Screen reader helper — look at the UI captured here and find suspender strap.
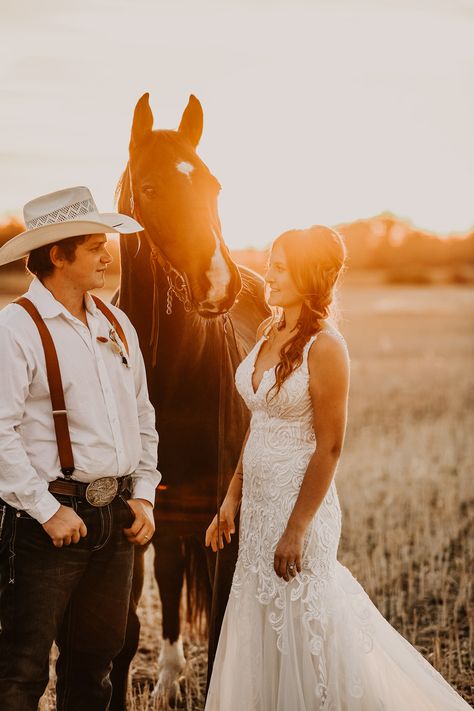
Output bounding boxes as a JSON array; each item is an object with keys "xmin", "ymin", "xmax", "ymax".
[
  {"xmin": 91, "ymin": 295, "xmax": 129, "ymax": 355},
  {"xmin": 15, "ymin": 297, "xmax": 75, "ymax": 478}
]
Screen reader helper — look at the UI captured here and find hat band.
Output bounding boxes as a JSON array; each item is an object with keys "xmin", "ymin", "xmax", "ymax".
[{"xmin": 26, "ymin": 198, "xmax": 98, "ymax": 230}]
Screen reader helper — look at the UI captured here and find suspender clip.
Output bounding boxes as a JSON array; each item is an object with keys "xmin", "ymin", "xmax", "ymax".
[{"xmin": 61, "ymin": 467, "xmax": 75, "ymax": 480}]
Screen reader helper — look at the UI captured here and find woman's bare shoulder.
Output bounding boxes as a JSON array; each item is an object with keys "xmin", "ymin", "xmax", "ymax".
[{"xmin": 308, "ymin": 328, "xmax": 349, "ymax": 377}]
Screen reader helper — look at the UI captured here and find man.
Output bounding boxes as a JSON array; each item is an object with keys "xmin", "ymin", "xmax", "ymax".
[{"xmin": 0, "ymin": 186, "xmax": 160, "ymax": 710}]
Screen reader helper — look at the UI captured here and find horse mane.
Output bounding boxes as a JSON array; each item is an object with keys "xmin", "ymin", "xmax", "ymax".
[{"xmin": 115, "ymin": 166, "xmax": 129, "ymax": 215}]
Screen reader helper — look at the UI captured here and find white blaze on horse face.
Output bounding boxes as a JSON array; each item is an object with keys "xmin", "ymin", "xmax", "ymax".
[
  {"xmin": 205, "ymin": 228, "xmax": 231, "ymax": 305},
  {"xmin": 176, "ymin": 161, "xmax": 194, "ymax": 180}
]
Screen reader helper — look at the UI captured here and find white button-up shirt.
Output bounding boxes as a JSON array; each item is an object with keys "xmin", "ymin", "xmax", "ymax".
[{"xmin": 0, "ymin": 278, "xmax": 160, "ymax": 523}]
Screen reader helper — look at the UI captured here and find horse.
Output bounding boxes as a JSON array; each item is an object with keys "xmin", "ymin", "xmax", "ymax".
[{"xmin": 109, "ymin": 93, "xmax": 269, "ymax": 708}]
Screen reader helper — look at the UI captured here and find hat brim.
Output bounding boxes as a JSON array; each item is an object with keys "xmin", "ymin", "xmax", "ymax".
[{"xmin": 0, "ymin": 213, "xmax": 143, "ymax": 267}]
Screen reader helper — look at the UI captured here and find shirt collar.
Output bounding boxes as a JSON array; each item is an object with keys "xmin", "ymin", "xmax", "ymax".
[{"xmin": 25, "ymin": 278, "xmax": 98, "ymax": 321}]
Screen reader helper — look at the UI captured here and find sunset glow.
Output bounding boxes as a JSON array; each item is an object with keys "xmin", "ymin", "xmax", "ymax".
[{"xmin": 1, "ymin": 0, "xmax": 473, "ymax": 248}]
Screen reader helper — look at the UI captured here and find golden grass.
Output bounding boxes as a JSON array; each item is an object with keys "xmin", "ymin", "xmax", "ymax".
[{"xmin": 1, "ymin": 281, "xmax": 471, "ymax": 709}]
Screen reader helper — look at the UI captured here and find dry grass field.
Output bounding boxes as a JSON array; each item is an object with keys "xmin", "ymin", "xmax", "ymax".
[{"xmin": 1, "ymin": 276, "xmax": 472, "ymax": 708}]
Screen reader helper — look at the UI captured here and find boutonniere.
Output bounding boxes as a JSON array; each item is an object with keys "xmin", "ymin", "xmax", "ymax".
[{"xmin": 96, "ymin": 329, "xmax": 129, "ymax": 367}]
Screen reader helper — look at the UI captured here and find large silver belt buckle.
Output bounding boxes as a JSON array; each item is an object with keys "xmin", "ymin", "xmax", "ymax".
[{"xmin": 85, "ymin": 477, "xmax": 119, "ymax": 507}]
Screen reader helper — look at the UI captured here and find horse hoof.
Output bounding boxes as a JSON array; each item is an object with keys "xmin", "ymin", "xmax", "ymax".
[
  {"xmin": 152, "ymin": 678, "xmax": 182, "ymax": 709},
  {"xmin": 152, "ymin": 638, "xmax": 186, "ymax": 708}
]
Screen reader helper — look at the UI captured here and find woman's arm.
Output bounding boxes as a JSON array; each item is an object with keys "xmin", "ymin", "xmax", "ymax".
[
  {"xmin": 205, "ymin": 427, "xmax": 249, "ymax": 552},
  {"xmin": 226, "ymin": 426, "xmax": 249, "ymax": 504},
  {"xmin": 273, "ymin": 332, "xmax": 350, "ymax": 580}
]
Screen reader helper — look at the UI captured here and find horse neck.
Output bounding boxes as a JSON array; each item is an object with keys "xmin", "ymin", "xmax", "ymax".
[{"xmin": 119, "ymin": 229, "xmax": 215, "ymax": 370}]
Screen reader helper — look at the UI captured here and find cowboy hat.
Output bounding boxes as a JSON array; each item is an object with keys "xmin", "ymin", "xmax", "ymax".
[{"xmin": 0, "ymin": 186, "xmax": 143, "ymax": 267}]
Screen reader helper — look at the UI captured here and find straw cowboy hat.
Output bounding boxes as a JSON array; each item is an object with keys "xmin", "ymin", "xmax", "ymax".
[{"xmin": 0, "ymin": 186, "xmax": 143, "ymax": 267}]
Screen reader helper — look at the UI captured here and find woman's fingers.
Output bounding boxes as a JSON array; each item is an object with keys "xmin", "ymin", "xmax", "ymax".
[
  {"xmin": 295, "ymin": 554, "xmax": 302, "ymax": 574},
  {"xmin": 274, "ymin": 553, "xmax": 300, "ymax": 580},
  {"xmin": 274, "ymin": 554, "xmax": 286, "ymax": 579},
  {"xmin": 288, "ymin": 561, "xmax": 297, "ymax": 578},
  {"xmin": 205, "ymin": 516, "xmax": 217, "ymax": 548},
  {"xmin": 205, "ymin": 513, "xmax": 235, "ymax": 553}
]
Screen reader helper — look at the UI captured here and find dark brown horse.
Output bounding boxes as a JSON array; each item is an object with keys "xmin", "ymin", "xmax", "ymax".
[{"xmin": 110, "ymin": 93, "xmax": 269, "ymax": 707}]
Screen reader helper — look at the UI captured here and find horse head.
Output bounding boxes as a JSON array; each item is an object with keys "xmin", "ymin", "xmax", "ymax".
[{"xmin": 120, "ymin": 92, "xmax": 242, "ymax": 317}]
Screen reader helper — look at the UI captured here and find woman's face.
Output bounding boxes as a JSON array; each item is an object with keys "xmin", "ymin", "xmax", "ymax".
[{"xmin": 265, "ymin": 242, "xmax": 303, "ymax": 309}]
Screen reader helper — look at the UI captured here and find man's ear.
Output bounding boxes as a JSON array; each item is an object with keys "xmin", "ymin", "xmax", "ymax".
[{"xmin": 49, "ymin": 244, "xmax": 64, "ymax": 268}]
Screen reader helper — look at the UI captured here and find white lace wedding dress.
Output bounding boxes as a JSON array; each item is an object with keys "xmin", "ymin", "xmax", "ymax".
[
  {"xmin": 206, "ymin": 336, "xmax": 470, "ymax": 711},
  {"xmin": 205, "ymin": 331, "xmax": 471, "ymax": 711}
]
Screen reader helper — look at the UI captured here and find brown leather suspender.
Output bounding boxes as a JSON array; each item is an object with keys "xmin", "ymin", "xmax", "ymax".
[
  {"xmin": 15, "ymin": 297, "xmax": 75, "ymax": 477},
  {"xmin": 14, "ymin": 295, "xmax": 129, "ymax": 479}
]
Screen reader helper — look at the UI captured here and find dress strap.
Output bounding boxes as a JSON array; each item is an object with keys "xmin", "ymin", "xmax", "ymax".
[{"xmin": 302, "ymin": 329, "xmax": 347, "ymax": 369}]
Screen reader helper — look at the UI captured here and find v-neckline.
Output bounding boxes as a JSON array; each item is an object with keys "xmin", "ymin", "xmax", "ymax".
[{"xmin": 251, "ymin": 337, "xmax": 278, "ymax": 395}]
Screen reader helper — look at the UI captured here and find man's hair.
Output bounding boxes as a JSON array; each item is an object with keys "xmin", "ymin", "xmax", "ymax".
[{"xmin": 26, "ymin": 234, "xmax": 88, "ymax": 278}]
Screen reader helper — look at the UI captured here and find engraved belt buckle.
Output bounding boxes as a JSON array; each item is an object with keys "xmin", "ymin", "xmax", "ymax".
[{"xmin": 85, "ymin": 476, "xmax": 119, "ymax": 507}]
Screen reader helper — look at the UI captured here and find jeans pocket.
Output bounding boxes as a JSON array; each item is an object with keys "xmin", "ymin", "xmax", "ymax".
[{"xmin": 118, "ymin": 495, "xmax": 135, "ymax": 528}]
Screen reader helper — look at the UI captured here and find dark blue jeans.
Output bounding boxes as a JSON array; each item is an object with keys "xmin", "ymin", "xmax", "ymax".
[{"xmin": 0, "ymin": 493, "xmax": 135, "ymax": 711}]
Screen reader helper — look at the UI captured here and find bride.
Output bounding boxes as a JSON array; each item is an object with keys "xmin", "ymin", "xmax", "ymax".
[{"xmin": 204, "ymin": 225, "xmax": 470, "ymax": 710}]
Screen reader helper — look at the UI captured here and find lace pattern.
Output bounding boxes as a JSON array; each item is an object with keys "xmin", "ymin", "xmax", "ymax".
[{"xmin": 233, "ymin": 333, "xmax": 371, "ymax": 687}]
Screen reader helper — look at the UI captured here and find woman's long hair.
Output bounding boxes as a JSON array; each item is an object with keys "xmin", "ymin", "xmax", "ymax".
[{"xmin": 268, "ymin": 225, "xmax": 346, "ymax": 397}]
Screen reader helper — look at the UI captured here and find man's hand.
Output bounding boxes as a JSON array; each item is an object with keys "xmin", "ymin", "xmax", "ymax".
[
  {"xmin": 42, "ymin": 505, "xmax": 87, "ymax": 548},
  {"xmin": 123, "ymin": 498, "xmax": 155, "ymax": 545}
]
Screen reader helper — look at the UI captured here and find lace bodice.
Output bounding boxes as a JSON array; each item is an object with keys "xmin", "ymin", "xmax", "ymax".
[{"xmin": 238, "ymin": 332, "xmax": 322, "ymax": 422}]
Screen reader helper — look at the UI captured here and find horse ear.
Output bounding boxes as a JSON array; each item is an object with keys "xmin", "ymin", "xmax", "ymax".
[
  {"xmin": 178, "ymin": 95, "xmax": 203, "ymax": 148},
  {"xmin": 130, "ymin": 93, "xmax": 154, "ymax": 150}
]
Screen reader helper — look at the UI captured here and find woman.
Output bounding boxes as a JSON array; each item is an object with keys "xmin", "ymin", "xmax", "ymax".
[{"xmin": 204, "ymin": 226, "xmax": 470, "ymax": 710}]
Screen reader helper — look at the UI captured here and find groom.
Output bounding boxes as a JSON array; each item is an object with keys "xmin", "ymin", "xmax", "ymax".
[{"xmin": 0, "ymin": 186, "xmax": 160, "ymax": 710}]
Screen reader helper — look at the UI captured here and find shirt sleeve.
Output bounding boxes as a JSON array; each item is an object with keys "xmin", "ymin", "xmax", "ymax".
[
  {"xmin": 127, "ymin": 324, "xmax": 161, "ymax": 505},
  {"xmin": 0, "ymin": 325, "xmax": 60, "ymax": 524}
]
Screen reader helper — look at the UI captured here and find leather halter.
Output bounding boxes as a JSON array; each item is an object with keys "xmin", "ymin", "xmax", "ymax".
[{"xmin": 128, "ymin": 163, "xmax": 193, "ymax": 316}]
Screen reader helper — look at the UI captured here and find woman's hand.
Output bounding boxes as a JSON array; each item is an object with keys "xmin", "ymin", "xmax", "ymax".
[
  {"xmin": 205, "ymin": 497, "xmax": 238, "ymax": 553},
  {"xmin": 274, "ymin": 526, "xmax": 304, "ymax": 581}
]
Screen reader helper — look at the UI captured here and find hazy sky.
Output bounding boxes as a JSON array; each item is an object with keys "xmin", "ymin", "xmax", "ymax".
[{"xmin": 1, "ymin": 0, "xmax": 473, "ymax": 248}]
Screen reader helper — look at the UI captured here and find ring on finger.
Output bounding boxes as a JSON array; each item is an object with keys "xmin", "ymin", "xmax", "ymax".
[{"xmin": 287, "ymin": 562, "xmax": 296, "ymax": 571}]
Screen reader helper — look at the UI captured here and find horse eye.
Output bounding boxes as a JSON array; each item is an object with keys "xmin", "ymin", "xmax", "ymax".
[{"xmin": 142, "ymin": 186, "xmax": 156, "ymax": 199}]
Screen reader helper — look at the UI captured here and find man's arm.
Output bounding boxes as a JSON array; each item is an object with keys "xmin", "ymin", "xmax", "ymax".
[
  {"xmin": 0, "ymin": 323, "xmax": 88, "ymax": 546},
  {"xmin": 0, "ymin": 324, "xmax": 60, "ymax": 523}
]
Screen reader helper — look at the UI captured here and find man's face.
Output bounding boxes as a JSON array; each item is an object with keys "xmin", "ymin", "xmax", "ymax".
[{"xmin": 60, "ymin": 234, "xmax": 113, "ymax": 291}]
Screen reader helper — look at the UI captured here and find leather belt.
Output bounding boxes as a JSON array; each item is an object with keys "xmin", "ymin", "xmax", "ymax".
[{"xmin": 49, "ymin": 475, "xmax": 132, "ymax": 507}]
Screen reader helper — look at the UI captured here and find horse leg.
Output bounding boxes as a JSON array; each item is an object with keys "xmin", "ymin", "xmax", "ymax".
[
  {"xmin": 152, "ymin": 533, "xmax": 186, "ymax": 702},
  {"xmin": 109, "ymin": 545, "xmax": 146, "ymax": 711}
]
